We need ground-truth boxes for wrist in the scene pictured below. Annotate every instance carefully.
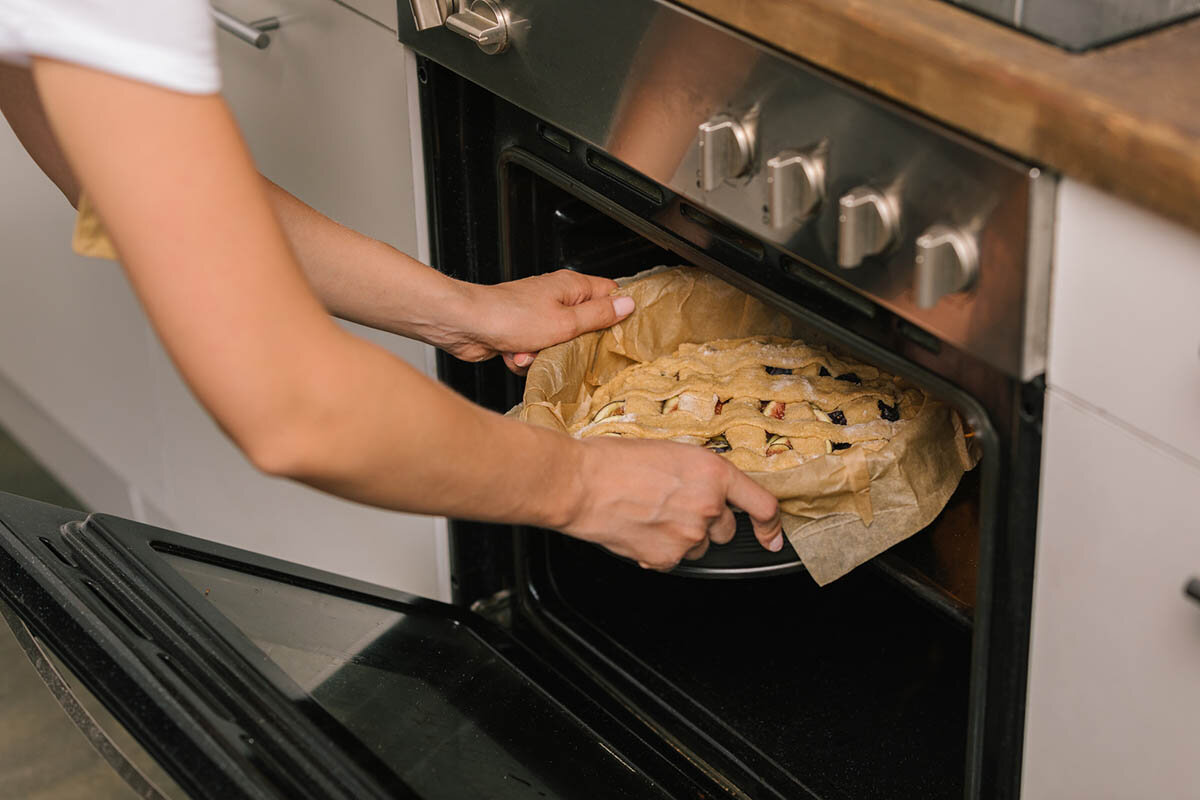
[402,271,487,352]
[531,431,589,532]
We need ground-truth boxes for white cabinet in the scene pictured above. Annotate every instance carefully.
[0,112,162,517]
[146,0,447,598]
[1047,179,1200,462]
[1022,389,1200,798]
[325,0,398,31]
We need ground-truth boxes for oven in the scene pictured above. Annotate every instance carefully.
[402,2,1053,799]
[0,3,1054,798]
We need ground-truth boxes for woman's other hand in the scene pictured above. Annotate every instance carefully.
[443,270,635,374]
[560,437,784,570]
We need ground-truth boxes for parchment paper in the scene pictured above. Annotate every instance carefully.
[517,266,977,585]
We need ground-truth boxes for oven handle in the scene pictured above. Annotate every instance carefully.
[1185,577,1200,605]
[212,8,280,49]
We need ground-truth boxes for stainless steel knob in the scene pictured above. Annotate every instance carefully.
[408,0,453,30]
[445,0,510,54]
[697,114,753,192]
[766,148,825,228]
[837,187,898,268]
[914,224,979,308]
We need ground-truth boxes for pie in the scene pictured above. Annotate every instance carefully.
[570,336,924,472]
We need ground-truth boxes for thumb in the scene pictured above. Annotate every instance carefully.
[567,295,635,336]
[724,467,784,552]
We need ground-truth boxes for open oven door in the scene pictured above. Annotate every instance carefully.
[0,491,704,800]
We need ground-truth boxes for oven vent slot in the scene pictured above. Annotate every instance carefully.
[780,256,877,319]
[537,123,572,153]
[585,149,664,204]
[80,578,152,641]
[40,535,80,568]
[679,203,764,260]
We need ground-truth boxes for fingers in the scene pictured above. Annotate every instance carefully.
[503,352,536,375]
[567,294,635,337]
[722,465,784,552]
[683,537,710,561]
[708,504,737,545]
[577,272,620,299]
[548,270,619,303]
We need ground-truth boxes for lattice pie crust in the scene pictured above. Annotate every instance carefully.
[570,336,924,472]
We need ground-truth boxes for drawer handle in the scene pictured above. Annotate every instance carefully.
[1185,577,1200,605]
[213,8,280,49]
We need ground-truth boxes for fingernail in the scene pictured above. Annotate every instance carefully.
[612,296,635,317]
[515,353,534,367]
[768,533,784,552]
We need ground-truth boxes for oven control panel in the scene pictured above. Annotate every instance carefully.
[399,0,1056,380]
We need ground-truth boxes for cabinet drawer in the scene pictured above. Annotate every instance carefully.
[215,0,397,33]
[1047,179,1200,461]
[339,0,398,30]
[1022,390,1200,798]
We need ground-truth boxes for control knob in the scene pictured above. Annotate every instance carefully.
[914,224,979,308]
[444,0,511,54]
[837,186,899,268]
[766,148,825,228]
[697,113,753,192]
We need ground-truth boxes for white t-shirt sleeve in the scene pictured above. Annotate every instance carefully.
[0,0,220,94]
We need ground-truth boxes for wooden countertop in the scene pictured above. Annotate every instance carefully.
[676,0,1200,233]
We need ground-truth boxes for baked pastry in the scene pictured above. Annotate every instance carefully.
[570,336,924,472]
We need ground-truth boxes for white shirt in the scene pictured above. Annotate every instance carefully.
[0,0,220,94]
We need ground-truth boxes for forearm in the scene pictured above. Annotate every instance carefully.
[275,326,583,527]
[263,178,478,346]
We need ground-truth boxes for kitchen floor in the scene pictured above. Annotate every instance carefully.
[0,425,181,799]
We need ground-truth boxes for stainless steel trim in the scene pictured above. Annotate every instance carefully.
[212,8,279,49]
[1021,168,1058,381]
[400,0,1054,379]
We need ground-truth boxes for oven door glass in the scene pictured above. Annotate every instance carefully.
[160,552,663,800]
[0,492,671,800]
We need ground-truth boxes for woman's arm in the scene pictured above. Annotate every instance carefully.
[24,58,783,569]
[1,60,629,375]
[263,179,633,374]
[0,62,79,205]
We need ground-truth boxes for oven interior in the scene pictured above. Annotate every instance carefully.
[423,62,1038,800]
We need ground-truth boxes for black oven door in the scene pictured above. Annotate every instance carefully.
[0,490,705,800]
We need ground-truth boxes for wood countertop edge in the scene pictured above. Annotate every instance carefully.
[675,0,1200,234]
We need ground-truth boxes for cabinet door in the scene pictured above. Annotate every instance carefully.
[1022,390,1200,798]
[0,107,163,515]
[1048,178,1200,462]
[149,0,448,598]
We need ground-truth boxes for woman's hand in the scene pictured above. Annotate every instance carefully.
[444,270,635,374]
[560,437,784,570]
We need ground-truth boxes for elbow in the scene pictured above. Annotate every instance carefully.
[242,427,317,481]
[236,401,333,483]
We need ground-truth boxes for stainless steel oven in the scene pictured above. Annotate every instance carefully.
[404,2,1054,799]
[0,3,1052,799]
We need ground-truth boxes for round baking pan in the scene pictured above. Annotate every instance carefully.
[671,511,804,578]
